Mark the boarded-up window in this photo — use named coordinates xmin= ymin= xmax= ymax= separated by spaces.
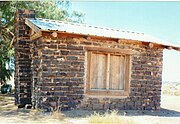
xmin=86 ymin=48 xmax=131 ymax=96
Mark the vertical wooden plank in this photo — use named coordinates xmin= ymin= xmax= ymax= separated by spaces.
xmin=109 ymin=55 xmax=114 ymax=89
xmin=119 ymin=55 xmax=125 ymax=90
xmin=109 ymin=55 xmax=117 ymax=90
xmin=90 ymin=53 xmax=106 ymax=89
xmin=97 ymin=54 xmax=107 ymax=89
xmin=109 ymin=55 xmax=125 ymax=90
xmin=106 ymin=54 xmax=110 ymax=90
xmin=117 ymin=55 xmax=121 ymax=89
xmin=90 ymin=53 xmax=97 ymax=89
xmin=96 ymin=54 xmax=102 ymax=88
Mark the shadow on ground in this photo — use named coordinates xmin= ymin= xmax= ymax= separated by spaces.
xmin=62 ymin=108 xmax=180 ymax=118
xmin=0 ymin=94 xmax=180 ymax=123
xmin=0 ymin=94 xmax=66 ymax=123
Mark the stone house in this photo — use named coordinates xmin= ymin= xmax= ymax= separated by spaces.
xmin=14 ymin=10 xmax=180 ymax=111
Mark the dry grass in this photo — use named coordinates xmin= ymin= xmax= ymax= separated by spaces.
xmin=88 ymin=110 xmax=135 ymax=124
xmin=0 ymin=94 xmax=65 ymax=123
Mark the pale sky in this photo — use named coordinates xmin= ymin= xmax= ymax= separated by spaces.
xmin=71 ymin=2 xmax=180 ymax=82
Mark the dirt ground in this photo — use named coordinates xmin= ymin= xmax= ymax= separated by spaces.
xmin=0 ymin=94 xmax=180 ymax=124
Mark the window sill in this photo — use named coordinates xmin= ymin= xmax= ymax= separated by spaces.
xmin=85 ymin=94 xmax=129 ymax=99
xmin=86 ymin=89 xmax=129 ymax=97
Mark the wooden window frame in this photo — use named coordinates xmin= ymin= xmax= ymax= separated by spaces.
xmin=86 ymin=47 xmax=132 ymax=97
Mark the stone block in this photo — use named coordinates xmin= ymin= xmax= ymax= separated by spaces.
xmin=93 ymin=104 xmax=104 ymax=110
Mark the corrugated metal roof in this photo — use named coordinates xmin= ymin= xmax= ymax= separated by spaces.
xmin=27 ymin=18 xmax=180 ymax=49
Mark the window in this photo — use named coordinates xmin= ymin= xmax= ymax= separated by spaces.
xmin=86 ymin=47 xmax=131 ymax=96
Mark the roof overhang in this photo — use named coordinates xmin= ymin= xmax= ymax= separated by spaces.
xmin=25 ymin=19 xmax=42 ymax=40
xmin=25 ymin=18 xmax=180 ymax=51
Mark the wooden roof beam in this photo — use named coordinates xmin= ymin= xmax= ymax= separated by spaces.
xmin=30 ymin=31 xmax=41 ymax=40
xmin=25 ymin=19 xmax=42 ymax=40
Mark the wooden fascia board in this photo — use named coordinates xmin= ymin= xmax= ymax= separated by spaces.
xmin=41 ymin=29 xmax=180 ymax=51
xmin=25 ymin=18 xmax=41 ymax=33
xmin=25 ymin=19 xmax=42 ymax=40
xmin=172 ymin=46 xmax=180 ymax=51
xmin=85 ymin=46 xmax=138 ymax=55
xmin=30 ymin=32 xmax=41 ymax=41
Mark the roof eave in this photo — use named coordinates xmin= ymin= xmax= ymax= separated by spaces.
xmin=26 ymin=18 xmax=180 ymax=51
xmin=25 ymin=18 xmax=42 ymax=40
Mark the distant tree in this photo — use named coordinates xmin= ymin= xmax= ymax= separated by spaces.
xmin=0 ymin=1 xmax=84 ymax=85
xmin=0 ymin=45 xmax=13 ymax=85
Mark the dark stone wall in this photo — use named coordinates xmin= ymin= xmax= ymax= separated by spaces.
xmin=31 ymin=38 xmax=42 ymax=109
xmin=33 ymin=36 xmax=163 ymax=111
xmin=14 ymin=10 xmax=35 ymax=106
xmin=32 ymin=37 xmax=85 ymax=111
